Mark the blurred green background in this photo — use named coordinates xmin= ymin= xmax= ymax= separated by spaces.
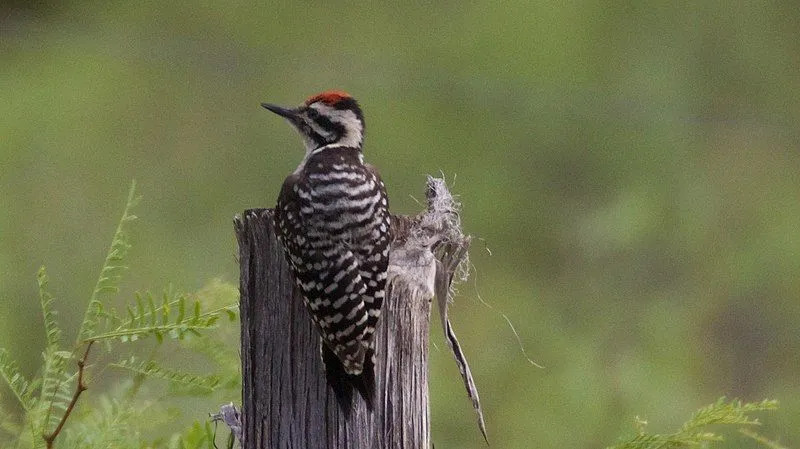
xmin=2 ymin=1 xmax=799 ymax=448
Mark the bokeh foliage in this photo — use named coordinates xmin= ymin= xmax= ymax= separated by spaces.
xmin=0 ymin=183 xmax=240 ymax=448
xmin=1 ymin=1 xmax=798 ymax=448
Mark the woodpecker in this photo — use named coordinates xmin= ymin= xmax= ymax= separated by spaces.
xmin=262 ymin=91 xmax=391 ymax=414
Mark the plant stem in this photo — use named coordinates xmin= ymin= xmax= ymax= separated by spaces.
xmin=43 ymin=340 xmax=94 ymax=449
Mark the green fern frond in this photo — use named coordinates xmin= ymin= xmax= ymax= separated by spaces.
xmin=36 ymin=357 xmax=74 ymax=435
xmin=60 ymin=393 xmax=144 ymax=449
xmin=29 ymin=419 xmax=45 ymax=449
xmin=110 ymin=357 xmax=220 ymax=392
xmin=169 ymin=420 xmax=217 ymax=449
xmin=32 ymin=265 xmax=76 ymax=438
xmin=0 ymin=349 xmax=34 ymax=411
xmin=89 ymin=289 xmax=236 ymax=343
xmin=608 ymin=398 xmax=779 ymax=449
xmin=681 ymin=397 xmax=777 ymax=432
xmin=195 ymin=279 xmax=239 ymax=312
xmin=37 ymin=267 xmax=62 ymax=352
xmin=177 ymin=280 xmax=241 ymax=391
xmin=77 ymin=180 xmax=141 ymax=344
xmin=179 ymin=335 xmax=241 ymax=391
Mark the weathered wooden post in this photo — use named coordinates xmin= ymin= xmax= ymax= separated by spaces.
xmin=233 ymin=177 xmax=484 ymax=449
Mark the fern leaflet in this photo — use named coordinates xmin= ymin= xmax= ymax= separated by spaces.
xmin=681 ymin=397 xmax=777 ymax=432
xmin=89 ymin=289 xmax=236 ymax=343
xmin=60 ymin=394 xmax=141 ymax=449
xmin=77 ymin=180 xmax=140 ymax=343
xmin=37 ymin=267 xmax=62 ymax=352
xmin=35 ymin=357 xmax=74 ymax=436
xmin=608 ymin=397 xmax=780 ymax=449
xmin=0 ymin=349 xmax=33 ymax=411
xmin=110 ymin=357 xmax=220 ymax=392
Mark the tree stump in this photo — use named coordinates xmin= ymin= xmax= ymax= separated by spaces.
xmin=233 ymin=177 xmax=483 ymax=449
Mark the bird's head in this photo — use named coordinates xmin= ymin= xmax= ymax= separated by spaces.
xmin=262 ymin=90 xmax=365 ymax=152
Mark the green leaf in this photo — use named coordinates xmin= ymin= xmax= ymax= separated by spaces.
xmin=0 ymin=349 xmax=33 ymax=410
xmin=58 ymin=392 xmax=144 ymax=449
xmin=135 ymin=293 xmax=145 ymax=324
xmin=608 ymin=398 xmax=780 ymax=449
xmin=225 ymin=308 xmax=237 ymax=321
xmin=53 ymin=351 xmax=73 ymax=360
xmin=682 ymin=397 xmax=778 ymax=432
xmin=176 ymin=297 xmax=186 ymax=324
xmin=110 ymin=357 xmax=220 ymax=392
xmin=90 ymin=286 xmax=236 ymax=343
xmin=126 ymin=304 xmax=136 ymax=327
xmin=37 ymin=267 xmax=62 ymax=352
xmin=77 ymin=180 xmax=140 ymax=343
xmin=36 ymin=363 xmax=74 ymax=436
xmin=147 ymin=292 xmax=157 ymax=326
xmin=173 ymin=420 xmax=215 ymax=449
xmin=161 ymin=290 xmax=171 ymax=325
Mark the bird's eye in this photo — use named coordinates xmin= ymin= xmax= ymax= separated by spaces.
xmin=306 ymin=108 xmax=319 ymax=119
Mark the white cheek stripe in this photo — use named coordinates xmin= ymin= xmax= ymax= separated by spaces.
xmin=293 ymin=105 xmax=364 ymax=173
xmin=315 ymin=104 xmax=363 ymax=148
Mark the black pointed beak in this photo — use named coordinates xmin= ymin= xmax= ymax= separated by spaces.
xmin=261 ymin=103 xmax=300 ymax=123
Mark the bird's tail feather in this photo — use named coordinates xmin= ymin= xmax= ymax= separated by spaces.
xmin=322 ymin=344 xmax=375 ymax=417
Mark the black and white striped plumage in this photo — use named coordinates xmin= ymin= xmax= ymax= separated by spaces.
xmin=263 ymin=91 xmax=391 ymax=413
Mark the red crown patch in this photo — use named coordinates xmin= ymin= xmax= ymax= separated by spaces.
xmin=305 ymin=90 xmax=352 ymax=106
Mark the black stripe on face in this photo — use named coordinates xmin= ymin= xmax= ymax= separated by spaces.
xmin=300 ymin=122 xmax=328 ymax=147
xmin=312 ymin=114 xmax=345 ymax=143
xmin=296 ymin=113 xmax=328 ymax=147
xmin=299 ymin=107 xmax=344 ymax=146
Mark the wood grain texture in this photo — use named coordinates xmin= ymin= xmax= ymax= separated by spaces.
xmin=235 ymin=209 xmax=431 ymax=449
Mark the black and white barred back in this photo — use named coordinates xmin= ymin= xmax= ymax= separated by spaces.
xmin=264 ymin=91 xmax=391 ymax=413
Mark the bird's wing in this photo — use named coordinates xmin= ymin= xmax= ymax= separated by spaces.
xmin=275 ymin=172 xmax=370 ymax=373
xmin=355 ymin=163 xmax=392 ymax=346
